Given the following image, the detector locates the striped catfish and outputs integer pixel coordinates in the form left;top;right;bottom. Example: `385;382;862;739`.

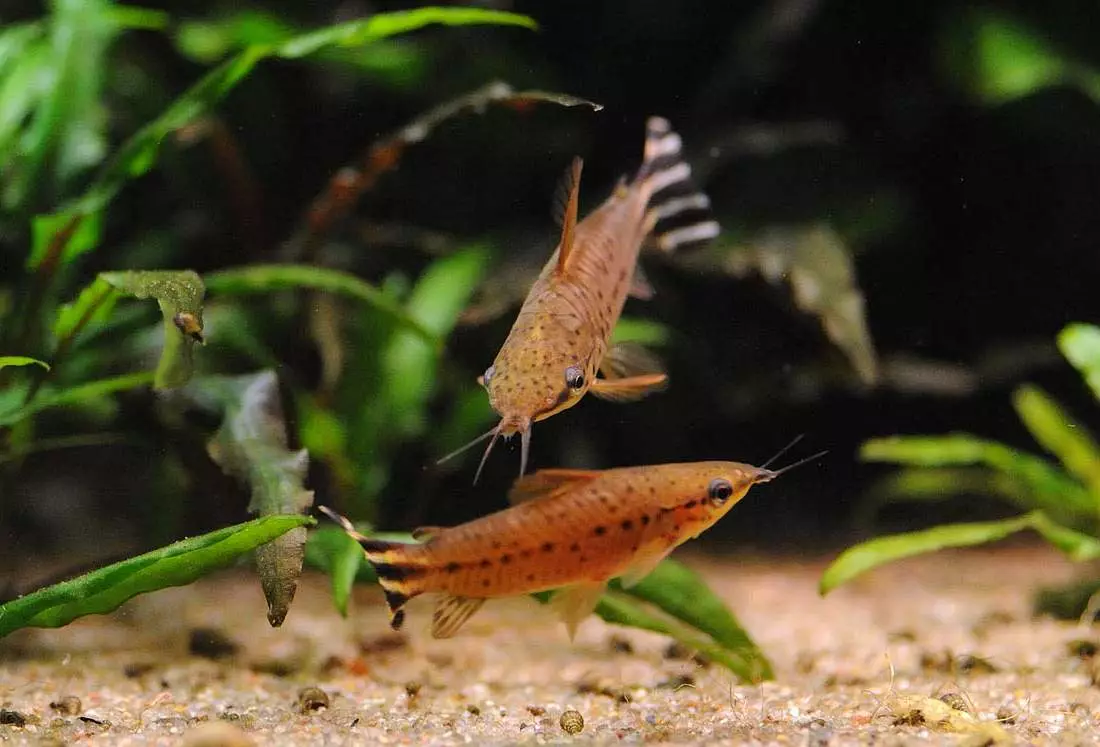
442;117;720;480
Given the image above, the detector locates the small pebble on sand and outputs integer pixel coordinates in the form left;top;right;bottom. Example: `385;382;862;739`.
49;696;82;716
0;709;26;727
181;721;256;747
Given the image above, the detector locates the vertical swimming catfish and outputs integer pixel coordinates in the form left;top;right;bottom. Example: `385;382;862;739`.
319;450;820;640
443;117;720;480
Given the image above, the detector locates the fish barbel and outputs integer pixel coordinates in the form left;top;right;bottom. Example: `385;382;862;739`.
320;445;823;640
440;117;720;481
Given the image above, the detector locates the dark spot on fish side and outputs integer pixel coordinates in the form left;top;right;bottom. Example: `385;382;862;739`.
621;520;634;531
520;549;533;558
542;542;555;552
482;579;491;588
501;554;513;564
641;515;651;526
570;543;581;552
491;540;502;550
594;526;607;536
684;500;697;510
445;562;461;573
480;559;492;568
527;574;536;582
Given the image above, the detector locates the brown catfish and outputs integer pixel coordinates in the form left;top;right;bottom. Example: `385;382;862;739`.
319;450;820;640
442;117;720;480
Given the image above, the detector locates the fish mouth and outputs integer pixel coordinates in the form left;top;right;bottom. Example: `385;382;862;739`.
474;414;532;484
434;414;533;485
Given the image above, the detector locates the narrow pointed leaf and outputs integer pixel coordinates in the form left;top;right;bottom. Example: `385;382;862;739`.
29;7;537;267
1027;512;1100;561
820;514;1036;595
0;371;154;427
861;434;1094;524
0;357;49;371
609;558;773;679
0;515;313;639
1059;323;1100;401
1013;384;1100;499
204;264;436;344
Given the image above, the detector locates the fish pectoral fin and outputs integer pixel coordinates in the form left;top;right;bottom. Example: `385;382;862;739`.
412;526;445;541
551;581;606;641
552;157;584;274
589;374;668;403
508;468;601;505
600;343;665;380
629;266;655;300
431;595;486;639
618;548;670;589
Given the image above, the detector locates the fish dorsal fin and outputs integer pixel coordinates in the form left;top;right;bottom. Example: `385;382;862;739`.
412;526;445;541
508;468;601;505
431;595;486;638
551;581;606;641
552;157;583;275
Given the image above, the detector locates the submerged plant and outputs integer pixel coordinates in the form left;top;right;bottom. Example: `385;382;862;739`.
0;2;775;680
821;323;1100;598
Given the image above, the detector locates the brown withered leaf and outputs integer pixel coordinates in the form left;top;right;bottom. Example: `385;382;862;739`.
722;224;877;385
200;370;314;626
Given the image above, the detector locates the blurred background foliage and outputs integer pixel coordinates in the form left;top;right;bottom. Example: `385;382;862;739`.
2;0;1100;586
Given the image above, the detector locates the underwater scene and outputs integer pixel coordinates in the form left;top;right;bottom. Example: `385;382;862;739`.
2;0;1100;744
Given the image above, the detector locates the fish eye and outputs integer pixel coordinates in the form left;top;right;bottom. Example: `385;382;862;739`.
565;365;585;390
708;478;734;505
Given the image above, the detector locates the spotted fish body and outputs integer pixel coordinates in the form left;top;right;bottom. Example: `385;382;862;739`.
463;117;720;479
322;460;774;639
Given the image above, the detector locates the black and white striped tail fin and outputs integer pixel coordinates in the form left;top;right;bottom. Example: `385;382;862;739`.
317;505;420;630
637;116;720;252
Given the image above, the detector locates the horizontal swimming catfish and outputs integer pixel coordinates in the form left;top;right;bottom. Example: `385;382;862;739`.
441;117;720;480
320;449;821;640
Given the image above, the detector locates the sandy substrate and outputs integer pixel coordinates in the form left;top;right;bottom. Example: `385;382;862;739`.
1;544;1099;745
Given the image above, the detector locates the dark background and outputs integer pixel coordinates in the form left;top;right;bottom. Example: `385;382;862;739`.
3;0;1100;570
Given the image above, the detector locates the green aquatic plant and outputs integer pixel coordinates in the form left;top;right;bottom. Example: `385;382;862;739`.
821;323;1100;597
0;3;770;676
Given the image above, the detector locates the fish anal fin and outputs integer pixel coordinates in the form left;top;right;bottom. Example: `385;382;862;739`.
551;581;606;641
552;157;584;275
412;526;445;541
431;595;486;639
629;266;655;300
619;547;670;589
590;374;668;403
508;468;601;505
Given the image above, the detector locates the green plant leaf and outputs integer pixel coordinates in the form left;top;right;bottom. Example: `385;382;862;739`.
204;264;437;344
192;371;314;627
273;7;536;59
610;558;773;680
0;515;313;639
0;357;49;371
0;370;154;427
1013;384;1100;500
303;526;370;617
98;270;205;389
820;513;1037;594
942;9;1100;106
861;434;1095;527
1059;323;1100;402
610;317;670;347
1027;511;1100;561
28;7;536;267
381;245;490;439
3;0;114;213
